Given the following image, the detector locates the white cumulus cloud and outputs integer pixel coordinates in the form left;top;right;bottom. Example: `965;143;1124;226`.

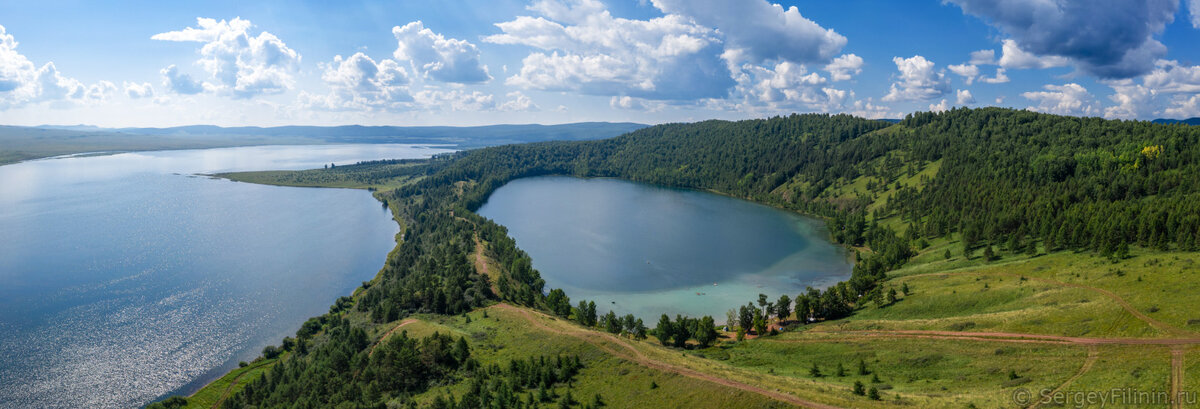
650;0;847;65
929;99;951;113
824;54;863;81
968;49;996;65
730;60;851;112
956;89;975;104
412;89;496;111
883;55;950;102
848;98;895;119
610;95;662;111
1142;59;1200;93
392;21;491;83
153;17;301;98
980;68;1011;84
0;24;106;109
997;39;1069;70
487;0;733;100
1165;94;1200;118
123;81;154;99
301;52;413;112
948;63;980;84
498;91;539;112
1103;79;1155;119
1022;83;1099;116
1189;0;1200;28
160;65;206;95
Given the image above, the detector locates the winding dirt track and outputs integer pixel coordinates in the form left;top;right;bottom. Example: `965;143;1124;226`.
1027;346;1098;409
492;303;844;409
368;319;418;357
209;359;278;409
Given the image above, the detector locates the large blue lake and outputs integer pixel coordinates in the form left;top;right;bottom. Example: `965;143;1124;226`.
0;144;452;409
477;176;852;322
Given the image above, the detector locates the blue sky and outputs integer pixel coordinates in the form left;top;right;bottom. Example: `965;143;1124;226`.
1;0;1199;127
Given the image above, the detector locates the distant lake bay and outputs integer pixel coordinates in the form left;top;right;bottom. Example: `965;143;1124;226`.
476;176;852;321
0;144;453;409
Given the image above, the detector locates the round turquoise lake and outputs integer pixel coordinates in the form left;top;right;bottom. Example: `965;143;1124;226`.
476;176;852;322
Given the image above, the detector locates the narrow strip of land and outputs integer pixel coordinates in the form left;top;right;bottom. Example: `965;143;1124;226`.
209;359;278;409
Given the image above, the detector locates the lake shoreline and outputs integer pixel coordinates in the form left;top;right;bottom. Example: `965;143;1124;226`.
0;144;448;409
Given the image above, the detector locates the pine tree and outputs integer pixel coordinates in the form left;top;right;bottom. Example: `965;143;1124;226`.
655;314;673;346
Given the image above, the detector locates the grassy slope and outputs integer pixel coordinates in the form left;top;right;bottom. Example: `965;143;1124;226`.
191;165;1199;409
185;357;282;409
400;308;788;409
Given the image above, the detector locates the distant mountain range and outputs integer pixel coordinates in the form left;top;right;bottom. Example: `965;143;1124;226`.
1;122;647;165
1151;118;1200;125
32;122;648;146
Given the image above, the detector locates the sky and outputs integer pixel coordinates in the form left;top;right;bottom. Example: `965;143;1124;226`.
1;0;1199;127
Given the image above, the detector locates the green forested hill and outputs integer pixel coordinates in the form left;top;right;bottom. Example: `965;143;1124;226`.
182;108;1200;409
444;108;1200;257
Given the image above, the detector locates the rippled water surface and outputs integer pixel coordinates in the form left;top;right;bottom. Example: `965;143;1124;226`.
0;144;453;409
477;176;852;322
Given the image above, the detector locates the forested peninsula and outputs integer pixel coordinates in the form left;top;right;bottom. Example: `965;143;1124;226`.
163;108;1200;409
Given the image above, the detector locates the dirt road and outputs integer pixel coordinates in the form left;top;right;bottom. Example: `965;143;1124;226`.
368;319;417;357
492;303;844;409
